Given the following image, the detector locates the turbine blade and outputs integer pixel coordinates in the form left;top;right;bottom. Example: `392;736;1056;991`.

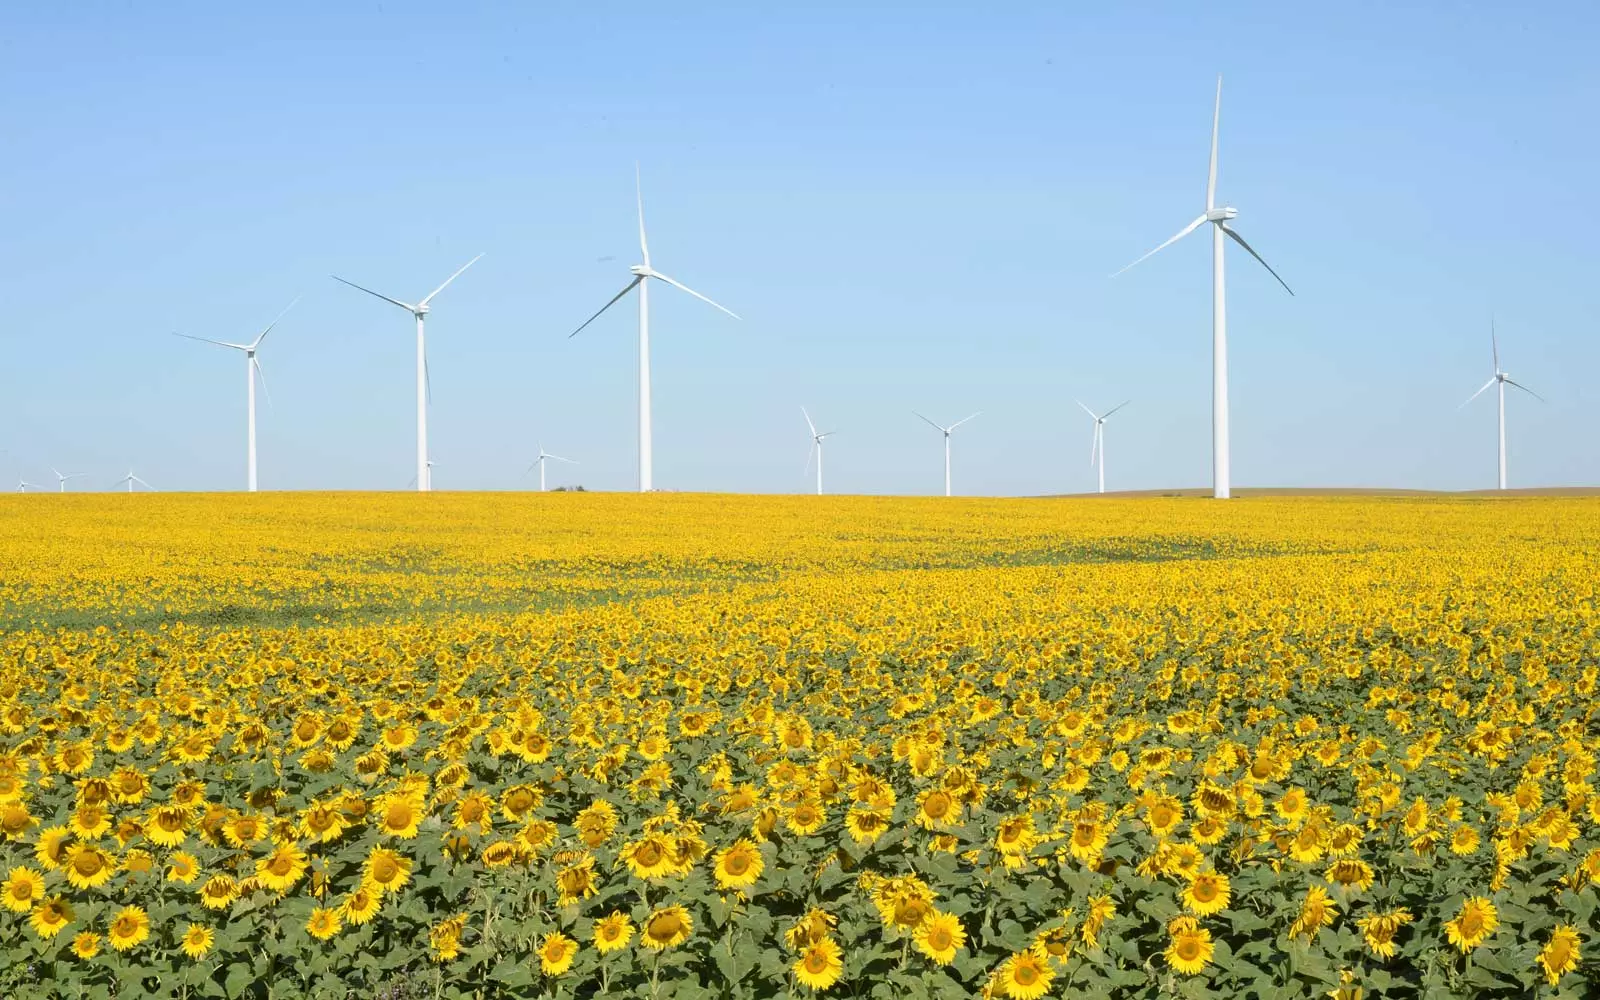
424;351;432;406
801;406;817;437
647;271;740;320
331;275;416;312
251;295;301;348
1504;378;1545;402
254;357;274;411
1208;75;1221;210
420;253;485;306
524;460;539;477
1075;399;1098;420
173;332;248;350
1090;423;1100;466
50;467;61;479
1103;399;1132;419
949;412;981;430
1491;317;1499;371
548;454;576;464
1460;377;1497;408
804;440;815;478
1111;215;1209;278
912;411;944;432
1220;224;1294;296
636;163;651;266
568;277;643;338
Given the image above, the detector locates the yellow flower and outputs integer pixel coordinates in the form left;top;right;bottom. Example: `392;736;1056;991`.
621;835;676;880
71;931;101;959
1290;884;1338;939
1325;858;1375;892
167;851;201;884
539;932;578;976
793;935;844;991
1182;872;1231;917
914;910;965;965
915;788;958;830
2;866;45;913
34;826;71;870
30;896;74;939
199;874;240;909
641;905;692;950
65;843;115;890
1444;897;1498;954
180;923;215;959
1538;925;1581;986
255;842;309;893
306;907;342;941
786;800;827;836
108;905;150;952
713;839;764;891
340;885;383;926
363;847;412;895
996;946;1054;999
377;793;424;839
593;910;635;954
1356;908;1412;959
1164;916;1213;976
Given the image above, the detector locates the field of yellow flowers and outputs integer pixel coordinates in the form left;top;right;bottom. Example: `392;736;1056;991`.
1;491;1598;1000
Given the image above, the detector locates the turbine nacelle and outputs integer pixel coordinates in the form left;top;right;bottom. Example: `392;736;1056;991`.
629;264;652;278
1205;207;1238;222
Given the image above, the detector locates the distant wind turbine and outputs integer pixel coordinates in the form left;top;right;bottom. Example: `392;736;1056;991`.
1112;75;1293;500
801;407;838;496
15;476;42;493
1076;400;1130;494
1461;321;1542;490
334;254;484;492
525;446;577;492
173;298;298;492
51;468;88;493
115;469;155;493
914;411;980;497
567;166;739;492
405;459;437;491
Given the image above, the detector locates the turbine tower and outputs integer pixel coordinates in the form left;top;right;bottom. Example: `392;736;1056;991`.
802;407;837;495
1113;75;1293;499
174;298;298;492
1461;322;1542;490
115;469;155;493
51;468;88;493
334;255;484;492
914;411;980;497
568;166;739;492
526;446;577;492
1076;400;1130;494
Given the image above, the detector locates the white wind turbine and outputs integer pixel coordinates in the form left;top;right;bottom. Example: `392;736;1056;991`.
1113;75;1293;499
114;469;155;493
405;459;437;491
15;476;42;493
51;468;88;493
173;298;298;492
1461;322;1542;490
1076;400;1130;494
568;167;739;492
334;254;484;492
801;407;837;495
526;446;577;492
914;411;980;497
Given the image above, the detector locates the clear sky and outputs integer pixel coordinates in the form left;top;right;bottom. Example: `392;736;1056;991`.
2;2;1596;495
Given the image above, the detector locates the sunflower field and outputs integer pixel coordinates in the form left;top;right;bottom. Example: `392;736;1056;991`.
1;491;1598;1000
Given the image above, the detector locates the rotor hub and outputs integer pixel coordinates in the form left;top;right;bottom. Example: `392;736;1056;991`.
1205;207;1238;222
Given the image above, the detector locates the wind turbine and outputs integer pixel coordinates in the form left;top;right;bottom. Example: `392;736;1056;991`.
1112;75;1293;499
173;298;298;492
114;469;155;493
14;476;42;493
525;446;577;492
333;254;484;492
1076;400;1130;494
50;468;88;493
801;407;837;495
405;459;437;491
567;166;739;492
914;412;980;497
1461;321;1542;490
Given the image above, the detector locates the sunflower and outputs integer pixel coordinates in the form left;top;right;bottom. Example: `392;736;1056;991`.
300;802;350;843
1182;872;1231;917
995;946;1054;1000
556;855;599;905
915;788;957;830
34;826;71;870
713;839;764;891
1145;796;1183;837
786;800;827;836
453;792;494;833
593;910;634;954
1539;925;1581;986
641;905;692;950
1;802;37;841
70;804;110;840
575;799;617;847
500;784;542;821
223;814;265;848
71;931;101;959
1068;820;1108;863
1325;858;1375;892
1450;824;1481;856
3;866;45;913
621;835;676;881
107;905;150;952
793;936;843;991
29;896;73;939
255;842;309;893
65;842;115;890
1444;897;1498;954
377;793;424;839
539;932;578;976
1356;908;1412;959
1080;894;1115;948
340;885;383;925
1290;884;1338;939
364;847;413;895
146;805;189;848
914;910;965;965
844;806;889;845
180;923;215;959
306;907;342;941
1164;916;1213;976
199;874;240;910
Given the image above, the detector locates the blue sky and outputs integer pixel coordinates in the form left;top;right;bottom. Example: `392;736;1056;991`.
2;2;1596;494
